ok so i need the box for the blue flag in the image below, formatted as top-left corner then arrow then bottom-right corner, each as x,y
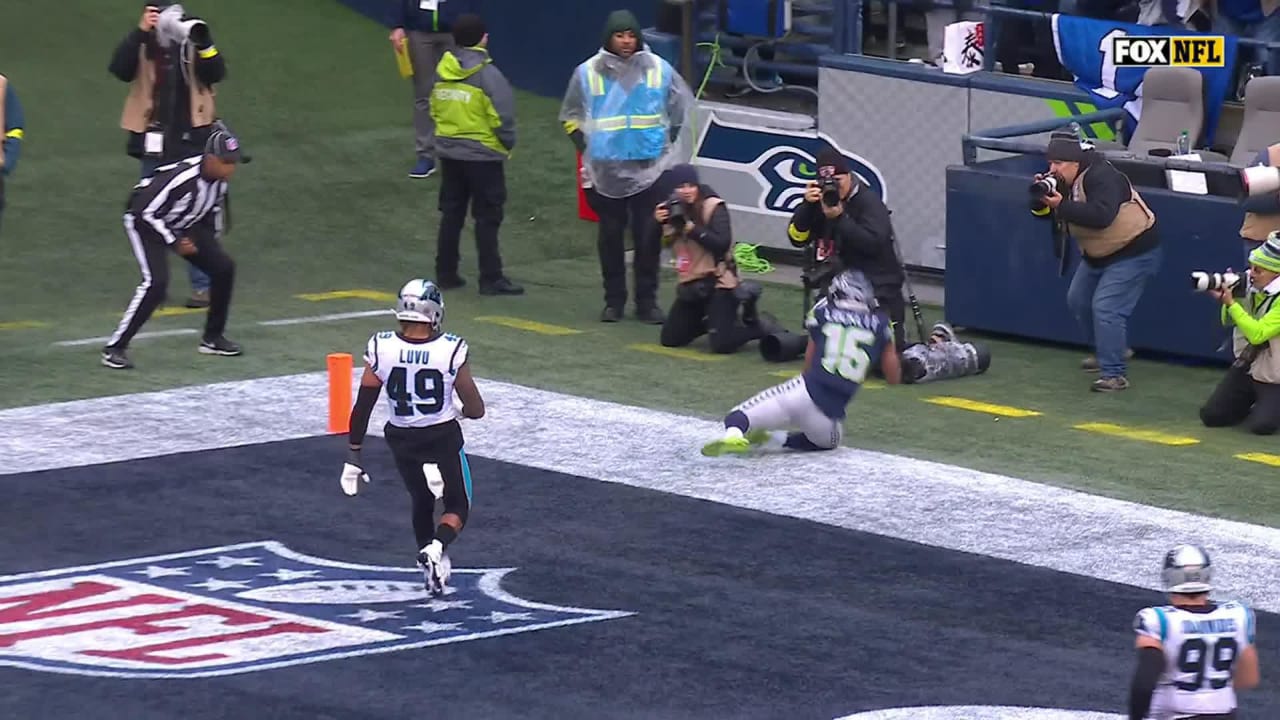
1051,14 -> 1238,145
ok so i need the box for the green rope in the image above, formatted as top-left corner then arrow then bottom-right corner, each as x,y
734,243 -> 773,274
694,33 -> 726,101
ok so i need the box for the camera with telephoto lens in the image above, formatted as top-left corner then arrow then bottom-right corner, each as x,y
1191,271 -> 1242,292
1029,175 -> 1059,198
156,3 -> 211,49
1241,165 -> 1280,198
819,176 -> 841,207
663,193 -> 687,228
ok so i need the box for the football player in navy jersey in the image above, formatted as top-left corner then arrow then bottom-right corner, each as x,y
702,269 -> 900,456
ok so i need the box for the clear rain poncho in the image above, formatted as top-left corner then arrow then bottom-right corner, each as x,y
560,49 -> 697,200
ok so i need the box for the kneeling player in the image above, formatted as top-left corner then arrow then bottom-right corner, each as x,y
340,279 -> 485,596
1129,544 -> 1259,720
702,269 -> 900,456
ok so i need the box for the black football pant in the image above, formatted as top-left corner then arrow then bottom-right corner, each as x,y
661,286 -> 762,354
106,214 -> 236,350
435,158 -> 507,285
585,185 -> 661,311
1200,365 -> 1280,435
383,420 -> 473,549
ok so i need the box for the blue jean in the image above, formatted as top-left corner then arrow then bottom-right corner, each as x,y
1214,12 -> 1280,77
140,157 -> 211,293
1066,246 -> 1163,378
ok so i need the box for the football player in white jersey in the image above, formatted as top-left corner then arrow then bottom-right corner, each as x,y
1129,544 -> 1259,720
340,279 -> 485,596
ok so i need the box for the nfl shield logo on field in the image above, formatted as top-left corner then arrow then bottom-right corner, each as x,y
0,541 -> 632,678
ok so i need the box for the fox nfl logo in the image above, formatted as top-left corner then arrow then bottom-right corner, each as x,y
1113,36 -> 1225,67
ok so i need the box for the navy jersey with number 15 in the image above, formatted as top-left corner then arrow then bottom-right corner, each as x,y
801,297 -> 892,420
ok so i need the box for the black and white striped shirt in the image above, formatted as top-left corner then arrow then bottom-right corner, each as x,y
126,157 -> 226,245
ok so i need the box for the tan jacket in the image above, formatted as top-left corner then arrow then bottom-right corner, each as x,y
1231,291 -> 1280,384
1240,144 -> 1280,242
1068,166 -> 1155,259
665,197 -> 739,290
120,45 -> 215,133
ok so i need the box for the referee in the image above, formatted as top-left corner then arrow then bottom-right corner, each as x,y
102,123 -> 245,370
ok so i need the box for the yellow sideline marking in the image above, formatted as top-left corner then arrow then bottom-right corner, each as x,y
154,307 -> 203,317
1237,452 -> 1280,468
923,396 -> 1042,418
475,316 -> 581,336
768,369 -> 885,389
0,320 -> 46,330
628,343 -> 728,362
296,290 -> 396,302
1073,422 -> 1199,446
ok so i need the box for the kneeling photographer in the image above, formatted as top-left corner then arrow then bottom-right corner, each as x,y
656,164 -> 779,354
786,148 -> 906,351
1197,236 -> 1280,436
1031,131 -> 1161,393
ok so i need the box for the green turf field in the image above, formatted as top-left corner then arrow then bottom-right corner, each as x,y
2,1 -> 1278,525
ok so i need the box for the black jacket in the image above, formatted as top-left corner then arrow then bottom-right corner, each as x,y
109,28 -> 226,160
1053,154 -> 1159,268
788,181 -> 904,291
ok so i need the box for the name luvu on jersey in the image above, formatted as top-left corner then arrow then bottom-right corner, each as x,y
364,331 -> 468,428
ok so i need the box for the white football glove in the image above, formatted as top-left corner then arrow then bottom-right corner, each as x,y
340,449 -> 370,496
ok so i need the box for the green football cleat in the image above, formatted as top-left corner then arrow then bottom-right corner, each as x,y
701,436 -> 751,457
745,429 -> 771,446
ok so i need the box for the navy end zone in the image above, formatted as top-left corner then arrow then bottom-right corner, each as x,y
3,436 -> 1280,718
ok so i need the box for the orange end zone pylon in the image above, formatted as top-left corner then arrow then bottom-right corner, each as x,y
327,352 -> 353,434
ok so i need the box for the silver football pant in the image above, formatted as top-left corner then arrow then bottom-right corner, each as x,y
733,376 -> 843,449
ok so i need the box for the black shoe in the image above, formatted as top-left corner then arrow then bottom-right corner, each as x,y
435,275 -> 466,290
199,335 -> 242,356
185,291 -> 210,309
600,306 -> 623,323
478,277 -> 524,296
736,281 -> 764,326
101,346 -> 134,370
635,305 -> 665,325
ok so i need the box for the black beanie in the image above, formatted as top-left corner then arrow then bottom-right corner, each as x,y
452,14 -> 486,48
1045,131 -> 1090,163
816,147 -> 850,176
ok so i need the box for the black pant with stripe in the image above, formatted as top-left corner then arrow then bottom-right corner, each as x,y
106,213 -> 236,350
383,420 -> 473,549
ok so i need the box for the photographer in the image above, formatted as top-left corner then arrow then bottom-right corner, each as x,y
1198,236 -> 1280,436
1032,131 -> 1161,392
109,2 -> 225,309
655,164 -> 778,354
786,148 -> 907,351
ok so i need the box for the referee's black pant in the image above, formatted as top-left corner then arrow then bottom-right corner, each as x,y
106,213 -> 236,350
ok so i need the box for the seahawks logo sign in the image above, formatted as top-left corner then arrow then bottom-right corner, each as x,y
692,114 -> 887,216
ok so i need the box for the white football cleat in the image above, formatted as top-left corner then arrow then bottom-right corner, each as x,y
416,540 -> 450,597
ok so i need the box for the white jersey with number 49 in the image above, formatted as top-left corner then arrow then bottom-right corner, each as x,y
1134,601 -> 1256,718
364,330 -> 468,429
